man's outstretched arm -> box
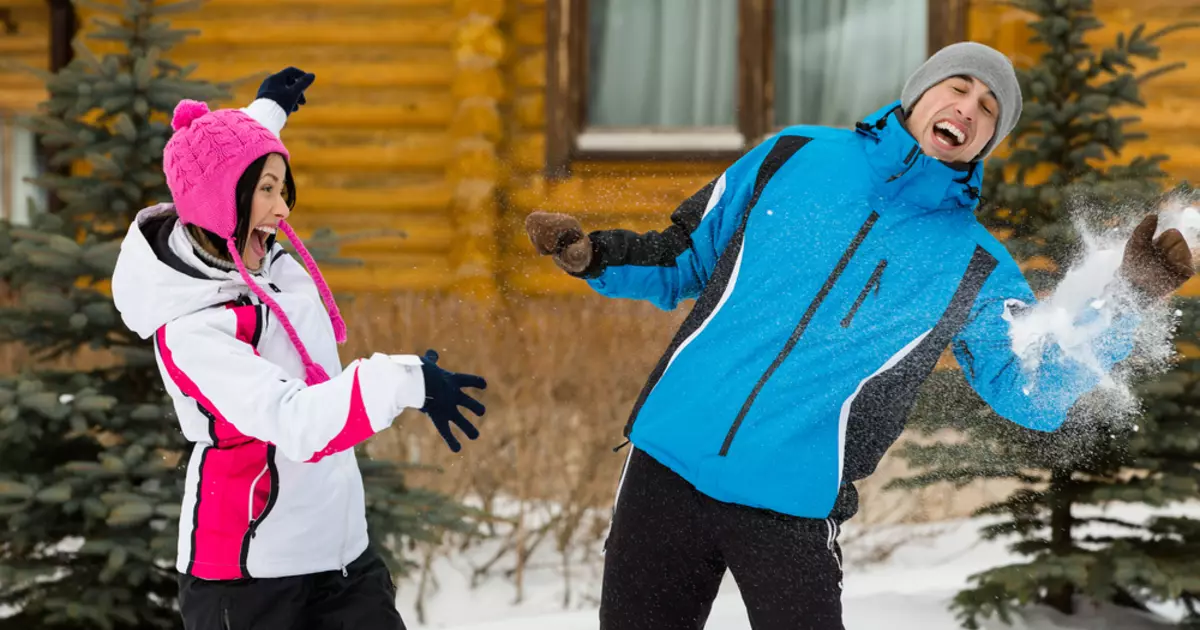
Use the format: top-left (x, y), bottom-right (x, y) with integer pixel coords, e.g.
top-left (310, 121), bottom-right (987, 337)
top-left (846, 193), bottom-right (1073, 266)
top-left (954, 214), bottom-right (1193, 431)
top-left (524, 133), bottom-right (799, 310)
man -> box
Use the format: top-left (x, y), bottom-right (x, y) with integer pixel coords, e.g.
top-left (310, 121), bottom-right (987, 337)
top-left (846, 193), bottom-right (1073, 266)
top-left (525, 42), bottom-right (1194, 629)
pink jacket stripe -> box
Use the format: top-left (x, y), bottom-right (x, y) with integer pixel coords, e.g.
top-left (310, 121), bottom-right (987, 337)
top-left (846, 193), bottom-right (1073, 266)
top-left (228, 302), bottom-right (263, 356)
top-left (306, 367), bottom-right (374, 463)
top-left (157, 325), bottom-right (273, 580)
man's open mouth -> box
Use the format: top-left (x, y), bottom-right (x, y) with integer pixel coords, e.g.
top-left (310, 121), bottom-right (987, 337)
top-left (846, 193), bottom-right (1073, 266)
top-left (933, 120), bottom-right (967, 147)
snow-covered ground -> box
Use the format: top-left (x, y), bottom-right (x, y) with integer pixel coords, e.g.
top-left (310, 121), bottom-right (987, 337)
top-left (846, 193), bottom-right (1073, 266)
top-left (3, 501), bottom-right (1193, 628)
top-left (396, 502), bottom-right (1200, 630)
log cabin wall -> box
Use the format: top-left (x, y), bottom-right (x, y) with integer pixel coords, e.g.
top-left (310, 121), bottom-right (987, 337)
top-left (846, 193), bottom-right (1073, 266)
top-left (79, 0), bottom-right (503, 296)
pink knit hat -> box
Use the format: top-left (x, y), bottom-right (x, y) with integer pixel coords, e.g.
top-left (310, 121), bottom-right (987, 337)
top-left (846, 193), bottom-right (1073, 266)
top-left (163, 99), bottom-right (347, 385)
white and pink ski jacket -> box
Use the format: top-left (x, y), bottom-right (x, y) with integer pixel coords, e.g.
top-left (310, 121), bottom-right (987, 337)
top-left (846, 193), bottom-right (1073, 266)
top-left (112, 204), bottom-right (426, 580)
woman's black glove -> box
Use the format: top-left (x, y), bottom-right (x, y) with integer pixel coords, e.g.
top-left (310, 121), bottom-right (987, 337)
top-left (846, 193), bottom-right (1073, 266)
top-left (419, 350), bottom-right (487, 452)
top-left (256, 66), bottom-right (315, 115)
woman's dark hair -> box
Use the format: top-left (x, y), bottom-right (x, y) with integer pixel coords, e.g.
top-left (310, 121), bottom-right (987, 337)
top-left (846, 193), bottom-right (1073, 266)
top-left (194, 152), bottom-right (296, 260)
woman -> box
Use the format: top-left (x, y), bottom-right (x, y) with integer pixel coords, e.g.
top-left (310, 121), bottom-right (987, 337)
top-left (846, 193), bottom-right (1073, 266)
top-left (112, 68), bottom-right (485, 629)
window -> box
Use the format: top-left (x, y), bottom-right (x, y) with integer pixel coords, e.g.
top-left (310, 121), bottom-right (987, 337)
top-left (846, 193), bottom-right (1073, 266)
top-left (0, 114), bottom-right (44, 226)
top-left (546, 0), bottom-right (967, 177)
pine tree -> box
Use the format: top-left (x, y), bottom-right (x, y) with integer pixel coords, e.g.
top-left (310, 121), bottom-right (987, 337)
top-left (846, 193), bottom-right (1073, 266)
top-left (890, 0), bottom-right (1200, 627)
top-left (0, 2), bottom-right (227, 627)
top-left (0, 2), bottom-right (470, 627)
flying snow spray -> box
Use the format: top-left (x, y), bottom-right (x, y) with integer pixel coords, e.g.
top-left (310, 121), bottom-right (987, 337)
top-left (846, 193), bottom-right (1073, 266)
top-left (1004, 203), bottom-right (1196, 418)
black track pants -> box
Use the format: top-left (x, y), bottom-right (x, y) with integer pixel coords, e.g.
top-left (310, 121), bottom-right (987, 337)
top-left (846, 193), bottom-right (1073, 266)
top-left (178, 547), bottom-right (406, 630)
top-left (600, 448), bottom-right (844, 630)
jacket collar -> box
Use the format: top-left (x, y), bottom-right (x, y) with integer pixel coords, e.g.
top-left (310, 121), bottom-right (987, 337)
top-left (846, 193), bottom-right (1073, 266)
top-left (854, 100), bottom-right (983, 212)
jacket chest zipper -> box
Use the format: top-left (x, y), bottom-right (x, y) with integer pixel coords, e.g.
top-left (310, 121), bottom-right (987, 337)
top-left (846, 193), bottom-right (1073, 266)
top-left (718, 211), bottom-right (880, 457)
top-left (840, 259), bottom-right (888, 328)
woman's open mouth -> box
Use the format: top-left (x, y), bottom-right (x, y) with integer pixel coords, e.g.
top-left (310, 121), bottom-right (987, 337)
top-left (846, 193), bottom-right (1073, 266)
top-left (250, 225), bottom-right (276, 258)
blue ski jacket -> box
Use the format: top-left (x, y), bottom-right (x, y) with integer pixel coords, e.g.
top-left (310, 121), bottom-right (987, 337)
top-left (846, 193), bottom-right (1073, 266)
top-left (576, 101), bottom-right (1140, 522)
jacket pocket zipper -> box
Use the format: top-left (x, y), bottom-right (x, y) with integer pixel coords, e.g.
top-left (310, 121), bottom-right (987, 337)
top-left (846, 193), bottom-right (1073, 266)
top-left (239, 447), bottom-right (277, 577)
top-left (840, 259), bottom-right (887, 328)
top-left (719, 212), bottom-right (880, 457)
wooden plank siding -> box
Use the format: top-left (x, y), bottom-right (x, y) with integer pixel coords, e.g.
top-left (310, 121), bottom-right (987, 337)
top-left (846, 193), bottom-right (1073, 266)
top-left (0, 0), bottom-right (51, 114)
top-left (75, 0), bottom-right (504, 294)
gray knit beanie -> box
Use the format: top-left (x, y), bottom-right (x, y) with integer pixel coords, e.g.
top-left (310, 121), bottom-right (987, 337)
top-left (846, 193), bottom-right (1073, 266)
top-left (900, 41), bottom-right (1022, 161)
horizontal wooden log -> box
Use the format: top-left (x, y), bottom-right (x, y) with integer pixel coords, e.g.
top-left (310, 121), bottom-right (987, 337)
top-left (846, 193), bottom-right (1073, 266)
top-left (566, 160), bottom-right (732, 177)
top-left (0, 34), bottom-right (46, 55)
top-left (1094, 3), bottom-right (1200, 23)
top-left (284, 130), bottom-right (453, 172)
top-left (297, 182), bottom-right (453, 215)
top-left (0, 89), bottom-right (44, 113)
top-left (1119, 99), bottom-right (1200, 134)
top-left (509, 133), bottom-right (736, 175)
top-left (187, 57), bottom-right (455, 89)
top-left (220, 86), bottom-right (455, 128)
top-left (506, 191), bottom-right (680, 219)
top-left (199, 0), bottom-right (449, 6)
top-left (320, 254), bottom-right (455, 294)
top-left (502, 266), bottom-right (594, 296)
top-left (0, 2), bottom-right (49, 59)
top-left (509, 169), bottom-right (713, 213)
top-left (163, 16), bottom-right (456, 47)
top-left (0, 53), bottom-right (45, 78)
top-left (287, 212), bottom-right (455, 254)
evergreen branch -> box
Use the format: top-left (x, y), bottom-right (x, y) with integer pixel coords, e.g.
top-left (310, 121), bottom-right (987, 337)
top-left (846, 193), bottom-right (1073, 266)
top-left (1075, 516), bottom-right (1148, 531)
top-left (1137, 62), bottom-right (1188, 85)
top-left (885, 467), bottom-right (1041, 491)
top-left (1143, 22), bottom-right (1200, 45)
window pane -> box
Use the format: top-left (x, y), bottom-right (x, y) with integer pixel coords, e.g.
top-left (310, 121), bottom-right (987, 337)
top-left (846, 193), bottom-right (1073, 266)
top-left (587, 0), bottom-right (738, 129)
top-left (774, 0), bottom-right (927, 127)
top-left (0, 116), bottom-right (43, 226)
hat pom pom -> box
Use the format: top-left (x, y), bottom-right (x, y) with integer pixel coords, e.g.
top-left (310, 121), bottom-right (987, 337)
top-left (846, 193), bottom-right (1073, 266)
top-left (172, 100), bottom-right (210, 131)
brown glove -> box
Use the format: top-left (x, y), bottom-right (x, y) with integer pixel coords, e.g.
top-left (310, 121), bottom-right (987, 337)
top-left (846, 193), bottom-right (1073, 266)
top-left (525, 211), bottom-right (593, 274)
top-left (1119, 213), bottom-right (1195, 301)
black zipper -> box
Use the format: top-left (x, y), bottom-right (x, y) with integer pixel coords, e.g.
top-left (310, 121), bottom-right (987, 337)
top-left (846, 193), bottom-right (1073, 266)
top-left (223, 606), bottom-right (232, 630)
top-left (840, 259), bottom-right (888, 328)
top-left (886, 146), bottom-right (921, 182)
top-left (238, 446), bottom-right (278, 578)
top-left (718, 212), bottom-right (880, 457)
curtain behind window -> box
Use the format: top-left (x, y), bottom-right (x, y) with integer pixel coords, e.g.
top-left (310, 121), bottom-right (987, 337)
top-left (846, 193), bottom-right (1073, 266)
top-left (587, 0), bottom-right (738, 129)
top-left (585, 0), bottom-right (927, 131)
top-left (774, 0), bottom-right (926, 127)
